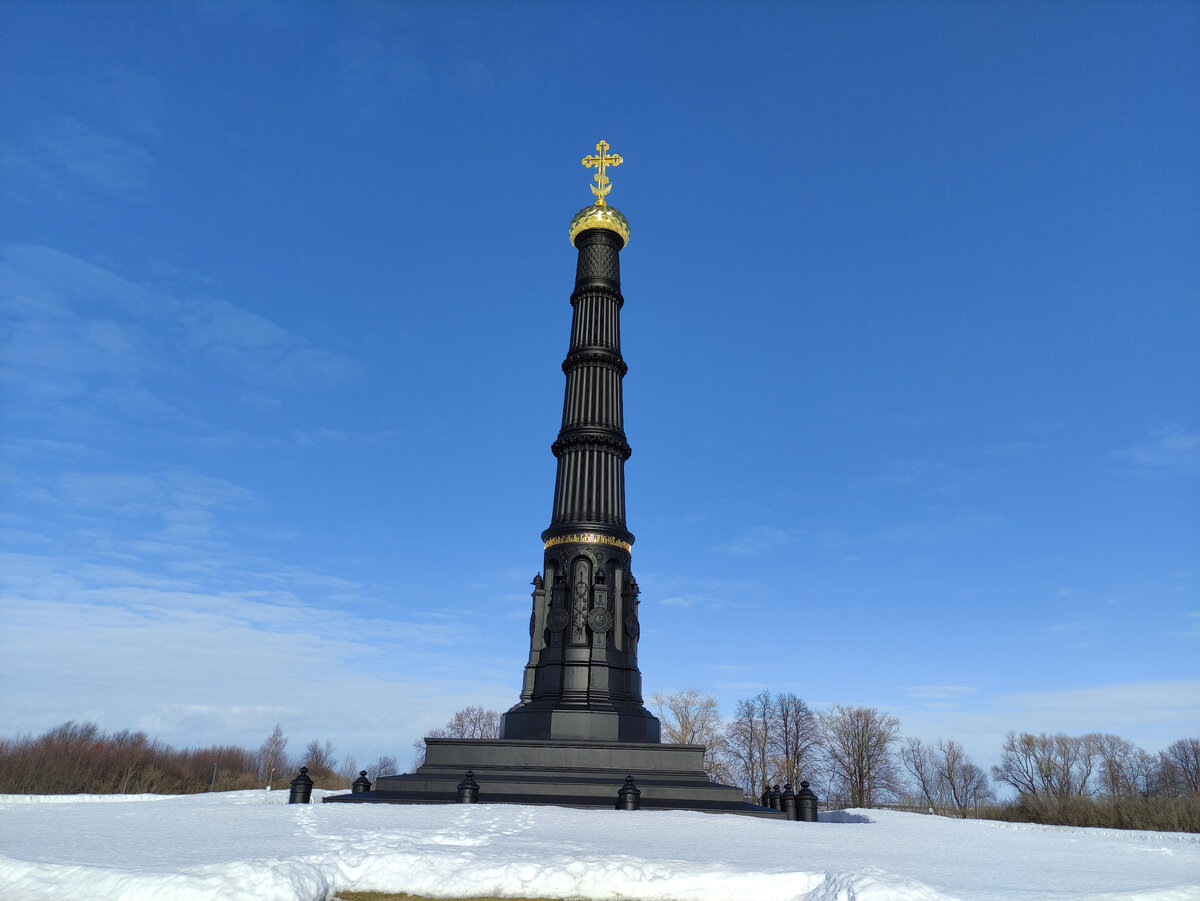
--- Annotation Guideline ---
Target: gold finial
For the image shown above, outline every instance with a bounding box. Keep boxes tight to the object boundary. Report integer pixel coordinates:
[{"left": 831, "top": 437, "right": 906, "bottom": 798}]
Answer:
[
  {"left": 569, "top": 140, "right": 630, "bottom": 246},
  {"left": 582, "top": 140, "right": 623, "bottom": 207}
]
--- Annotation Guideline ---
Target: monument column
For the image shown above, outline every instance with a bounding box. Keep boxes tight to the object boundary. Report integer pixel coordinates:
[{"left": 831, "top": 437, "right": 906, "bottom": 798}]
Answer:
[
  {"left": 332, "top": 144, "right": 773, "bottom": 814},
  {"left": 501, "top": 141, "right": 660, "bottom": 743}
]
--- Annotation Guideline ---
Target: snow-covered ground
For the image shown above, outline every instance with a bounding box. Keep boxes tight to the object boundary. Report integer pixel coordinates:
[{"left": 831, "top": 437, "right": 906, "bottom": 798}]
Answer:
[{"left": 1, "top": 790, "right": 1197, "bottom": 901}]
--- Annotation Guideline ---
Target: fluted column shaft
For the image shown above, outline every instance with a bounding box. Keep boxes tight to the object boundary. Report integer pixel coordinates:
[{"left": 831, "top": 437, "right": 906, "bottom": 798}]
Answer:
[
  {"left": 544, "top": 226, "right": 633, "bottom": 542},
  {"left": 501, "top": 223, "right": 659, "bottom": 743}
]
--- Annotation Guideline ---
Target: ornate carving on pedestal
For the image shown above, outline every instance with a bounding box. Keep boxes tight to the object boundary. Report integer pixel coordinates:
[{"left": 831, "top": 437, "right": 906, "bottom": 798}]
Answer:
[
  {"left": 547, "top": 607, "right": 569, "bottom": 633},
  {"left": 571, "top": 560, "right": 590, "bottom": 644},
  {"left": 624, "top": 614, "right": 640, "bottom": 641},
  {"left": 588, "top": 606, "right": 613, "bottom": 634}
]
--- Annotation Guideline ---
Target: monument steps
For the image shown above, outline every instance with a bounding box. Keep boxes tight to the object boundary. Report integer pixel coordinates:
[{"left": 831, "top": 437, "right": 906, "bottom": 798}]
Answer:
[{"left": 326, "top": 738, "right": 782, "bottom": 816}]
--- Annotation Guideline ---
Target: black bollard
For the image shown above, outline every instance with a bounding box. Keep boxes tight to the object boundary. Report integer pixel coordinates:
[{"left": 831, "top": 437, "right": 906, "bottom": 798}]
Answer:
[
  {"left": 781, "top": 783, "right": 798, "bottom": 820},
  {"left": 768, "top": 784, "right": 782, "bottom": 810},
  {"left": 456, "top": 770, "right": 479, "bottom": 803},
  {"left": 288, "top": 766, "right": 313, "bottom": 804},
  {"left": 352, "top": 770, "right": 372, "bottom": 793},
  {"left": 797, "top": 780, "right": 819, "bottom": 822},
  {"left": 616, "top": 775, "right": 641, "bottom": 811},
  {"left": 760, "top": 786, "right": 772, "bottom": 808}
]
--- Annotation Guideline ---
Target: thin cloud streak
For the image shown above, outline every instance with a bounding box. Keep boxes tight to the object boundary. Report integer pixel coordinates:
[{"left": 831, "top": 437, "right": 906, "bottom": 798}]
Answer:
[{"left": 1116, "top": 428, "right": 1200, "bottom": 477}]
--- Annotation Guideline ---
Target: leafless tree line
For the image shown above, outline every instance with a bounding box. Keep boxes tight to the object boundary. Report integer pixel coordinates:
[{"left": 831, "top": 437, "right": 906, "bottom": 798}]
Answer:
[
  {"left": 900, "top": 737, "right": 992, "bottom": 816},
  {"left": 6, "top": 710, "right": 1197, "bottom": 831},
  {"left": 0, "top": 721, "right": 399, "bottom": 794},
  {"left": 653, "top": 690, "right": 901, "bottom": 807},
  {"left": 989, "top": 732, "right": 1200, "bottom": 830},
  {"left": 649, "top": 689, "right": 1199, "bottom": 831}
]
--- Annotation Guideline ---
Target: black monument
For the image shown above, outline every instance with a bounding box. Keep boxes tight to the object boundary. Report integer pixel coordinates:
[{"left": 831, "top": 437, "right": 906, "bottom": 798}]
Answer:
[{"left": 327, "top": 143, "right": 776, "bottom": 815}]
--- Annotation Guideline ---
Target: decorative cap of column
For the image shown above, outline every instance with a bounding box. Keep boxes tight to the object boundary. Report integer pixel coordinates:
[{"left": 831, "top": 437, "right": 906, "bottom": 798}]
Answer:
[{"left": 569, "top": 140, "right": 630, "bottom": 246}]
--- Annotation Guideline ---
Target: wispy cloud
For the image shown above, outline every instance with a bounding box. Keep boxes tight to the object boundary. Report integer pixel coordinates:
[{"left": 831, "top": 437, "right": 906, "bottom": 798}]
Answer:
[
  {"left": 1179, "top": 611, "right": 1200, "bottom": 639},
  {"left": 991, "top": 681, "right": 1200, "bottom": 734},
  {"left": 715, "top": 526, "right": 801, "bottom": 555},
  {"left": 5, "top": 116, "right": 156, "bottom": 201},
  {"left": 640, "top": 572, "right": 764, "bottom": 613},
  {"left": 873, "top": 511, "right": 1005, "bottom": 545},
  {"left": 905, "top": 684, "right": 976, "bottom": 702},
  {"left": 0, "top": 548, "right": 521, "bottom": 760},
  {"left": 332, "top": 21, "right": 433, "bottom": 118},
  {"left": 293, "top": 426, "right": 408, "bottom": 448},
  {"left": 1, "top": 245, "right": 361, "bottom": 436},
  {"left": 660, "top": 594, "right": 705, "bottom": 608},
  {"left": 980, "top": 440, "right": 1052, "bottom": 456},
  {"left": 890, "top": 679, "right": 1200, "bottom": 771},
  {"left": 1115, "top": 427, "right": 1200, "bottom": 477}
]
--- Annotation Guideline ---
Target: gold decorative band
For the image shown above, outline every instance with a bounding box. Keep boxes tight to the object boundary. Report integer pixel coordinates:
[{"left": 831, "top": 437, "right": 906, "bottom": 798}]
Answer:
[{"left": 544, "top": 532, "right": 633, "bottom": 553}]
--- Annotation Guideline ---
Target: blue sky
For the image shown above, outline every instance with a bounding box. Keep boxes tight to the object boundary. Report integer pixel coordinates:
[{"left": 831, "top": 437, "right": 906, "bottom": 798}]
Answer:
[{"left": 2, "top": 1, "right": 1197, "bottom": 771}]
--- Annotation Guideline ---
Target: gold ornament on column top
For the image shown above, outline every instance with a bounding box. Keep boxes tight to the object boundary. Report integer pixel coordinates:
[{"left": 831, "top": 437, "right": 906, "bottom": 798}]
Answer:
[
  {"left": 569, "top": 140, "right": 631, "bottom": 246},
  {"left": 582, "top": 140, "right": 622, "bottom": 207}
]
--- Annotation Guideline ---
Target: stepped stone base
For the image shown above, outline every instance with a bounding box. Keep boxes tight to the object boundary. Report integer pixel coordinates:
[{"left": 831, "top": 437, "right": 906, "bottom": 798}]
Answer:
[
  {"left": 500, "top": 703, "right": 662, "bottom": 743},
  {"left": 323, "top": 737, "right": 781, "bottom": 817}
]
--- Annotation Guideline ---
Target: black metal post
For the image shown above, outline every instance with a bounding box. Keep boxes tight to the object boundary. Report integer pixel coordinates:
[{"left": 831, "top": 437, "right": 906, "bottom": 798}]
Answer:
[
  {"left": 797, "top": 780, "right": 819, "bottom": 822},
  {"left": 617, "top": 775, "right": 641, "bottom": 810},
  {"left": 781, "top": 783, "right": 797, "bottom": 820},
  {"left": 288, "top": 766, "right": 313, "bottom": 804},
  {"left": 456, "top": 770, "right": 480, "bottom": 803},
  {"left": 768, "top": 784, "right": 782, "bottom": 810}
]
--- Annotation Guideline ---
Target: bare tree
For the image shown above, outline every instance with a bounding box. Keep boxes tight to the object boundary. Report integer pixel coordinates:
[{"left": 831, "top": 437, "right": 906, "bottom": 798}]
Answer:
[
  {"left": 442, "top": 706, "right": 502, "bottom": 739},
  {"left": 258, "top": 725, "right": 288, "bottom": 788},
  {"left": 412, "top": 706, "right": 503, "bottom": 768},
  {"left": 771, "top": 692, "right": 819, "bottom": 789},
  {"left": 337, "top": 754, "right": 360, "bottom": 787},
  {"left": 724, "top": 691, "right": 775, "bottom": 798},
  {"left": 1162, "top": 738, "right": 1200, "bottom": 795},
  {"left": 651, "top": 688, "right": 732, "bottom": 783},
  {"left": 302, "top": 739, "right": 338, "bottom": 787},
  {"left": 900, "top": 737, "right": 992, "bottom": 816},
  {"left": 817, "top": 705, "right": 901, "bottom": 808},
  {"left": 992, "top": 732, "right": 1099, "bottom": 802},
  {"left": 367, "top": 755, "right": 398, "bottom": 782},
  {"left": 1093, "top": 734, "right": 1144, "bottom": 798},
  {"left": 900, "top": 737, "right": 943, "bottom": 810},
  {"left": 935, "top": 739, "right": 992, "bottom": 816}
]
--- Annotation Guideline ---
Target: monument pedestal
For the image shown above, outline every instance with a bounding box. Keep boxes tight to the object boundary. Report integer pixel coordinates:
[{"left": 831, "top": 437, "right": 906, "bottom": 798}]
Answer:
[
  {"left": 500, "top": 701, "right": 661, "bottom": 743},
  {"left": 325, "top": 738, "right": 780, "bottom": 816}
]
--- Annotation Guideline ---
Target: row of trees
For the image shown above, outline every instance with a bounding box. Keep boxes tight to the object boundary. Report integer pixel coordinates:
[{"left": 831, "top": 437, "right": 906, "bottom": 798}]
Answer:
[
  {"left": 651, "top": 690, "right": 909, "bottom": 808},
  {"left": 0, "top": 721, "right": 399, "bottom": 794},
  {"left": 646, "top": 689, "right": 1199, "bottom": 831},
  {"left": 5, "top": 705, "right": 1197, "bottom": 831}
]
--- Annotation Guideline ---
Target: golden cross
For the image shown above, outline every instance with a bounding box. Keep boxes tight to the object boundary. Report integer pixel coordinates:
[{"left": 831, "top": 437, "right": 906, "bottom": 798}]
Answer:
[{"left": 581, "top": 140, "right": 623, "bottom": 207}]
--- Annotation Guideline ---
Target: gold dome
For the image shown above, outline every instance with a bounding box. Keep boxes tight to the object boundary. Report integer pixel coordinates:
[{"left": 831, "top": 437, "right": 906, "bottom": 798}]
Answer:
[{"left": 569, "top": 203, "right": 630, "bottom": 247}]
